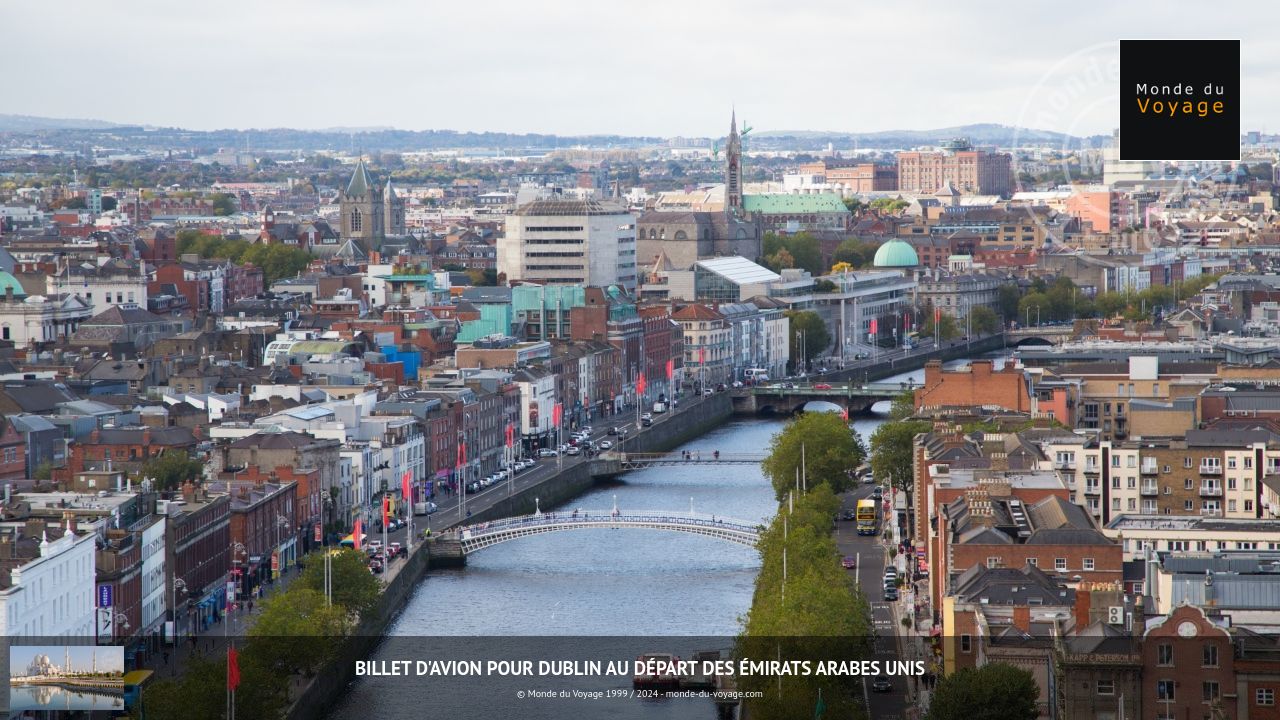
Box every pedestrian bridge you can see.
[610,452,767,469]
[734,381,916,415]
[454,510,762,555]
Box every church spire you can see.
[725,109,743,214]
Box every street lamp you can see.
[168,577,186,668]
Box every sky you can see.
[3,0,1277,137]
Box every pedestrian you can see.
[249,599,254,613]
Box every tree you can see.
[968,306,1000,335]
[240,243,312,285]
[997,284,1021,321]
[298,549,382,618]
[761,413,864,500]
[767,248,796,271]
[141,449,204,491]
[888,390,915,421]
[919,310,960,340]
[762,232,822,275]
[785,310,830,368]
[210,192,237,216]
[869,420,931,495]
[54,196,88,210]
[869,198,909,214]
[926,662,1039,720]
[1017,292,1049,326]
[101,196,118,211]
[249,588,349,676]
[842,197,864,215]
[832,238,879,269]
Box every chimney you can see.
[1074,587,1093,628]
[924,359,942,386]
[24,518,44,539]
[1012,605,1031,633]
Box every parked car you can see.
[368,560,383,574]
[538,449,558,458]
[841,556,857,569]
[566,446,581,456]
[883,587,898,601]
[871,675,892,693]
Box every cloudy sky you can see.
[3,0,1275,137]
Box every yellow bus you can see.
[856,499,878,535]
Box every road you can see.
[835,483,908,720]
[374,393,716,549]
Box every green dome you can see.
[873,239,919,268]
[0,271,24,298]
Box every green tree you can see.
[249,588,349,676]
[101,196,118,211]
[925,662,1040,720]
[762,232,822,275]
[1017,292,1049,326]
[298,549,382,618]
[761,413,864,500]
[1093,291,1127,319]
[210,192,237,216]
[997,283,1021,321]
[888,389,915,421]
[869,420,930,495]
[832,238,878,269]
[785,310,831,368]
[919,309,960,340]
[240,243,312,285]
[33,461,54,481]
[869,198,909,214]
[968,306,1000,335]
[141,449,204,491]
[842,197,864,215]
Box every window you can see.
[1228,458,1238,469]
[1246,499,1254,512]
[1112,476,1121,489]
[1229,478,1238,490]
[1185,457,1193,468]
[960,635,972,653]
[1055,558,1067,571]
[1097,679,1115,695]
[1158,643,1173,666]
[1185,478,1194,490]
[1203,644,1218,667]
[986,557,1001,568]
[1203,681,1220,702]
[1157,679,1175,700]
[1027,558,1038,567]
[1184,500,1194,511]
[1127,498,1137,510]
[1083,558,1095,571]
[1258,688,1275,706]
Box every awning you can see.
[434,469,450,479]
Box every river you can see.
[327,361,984,718]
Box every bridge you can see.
[607,452,766,469]
[732,381,917,415]
[1005,325,1074,347]
[447,509,761,556]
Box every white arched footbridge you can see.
[455,509,762,555]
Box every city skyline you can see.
[3,1,1277,137]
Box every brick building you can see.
[206,479,297,601]
[896,140,1013,196]
[913,359,1032,413]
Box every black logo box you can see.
[1120,39,1240,161]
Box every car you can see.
[538,448,557,457]
[389,542,402,556]
[641,417,652,427]
[368,540,383,552]
[558,444,569,453]
[582,426,593,434]
[871,675,892,693]
[466,481,480,493]
[841,556,857,569]
[813,383,833,390]
[641,412,652,421]
[883,587,898,601]
[842,509,857,521]
[607,427,619,435]
[599,440,613,450]
[703,388,714,396]
[368,560,383,574]
[566,446,581,456]
[732,380,744,388]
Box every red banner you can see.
[353,518,362,551]
[504,423,513,448]
[934,306,942,325]
[665,358,674,380]
[699,347,706,365]
[553,403,563,426]
[402,470,412,505]
[382,495,390,529]
[637,372,646,395]
[227,646,240,692]
[313,523,322,543]
[456,441,466,468]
